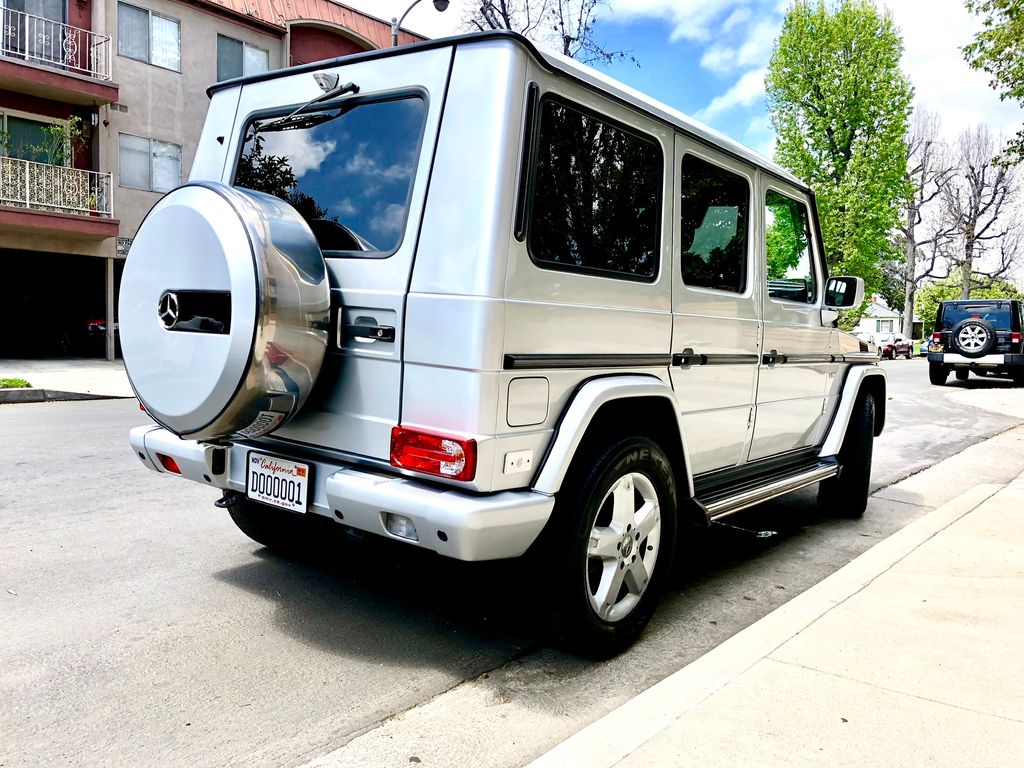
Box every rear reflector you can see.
[390,427,477,482]
[156,453,181,474]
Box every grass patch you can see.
[0,378,32,389]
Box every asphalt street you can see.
[1,358,1020,767]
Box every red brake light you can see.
[931,332,941,341]
[1012,332,1022,344]
[156,453,181,474]
[390,427,477,482]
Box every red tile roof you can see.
[194,0,425,46]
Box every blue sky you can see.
[346,1,1023,162]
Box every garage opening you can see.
[0,249,122,358]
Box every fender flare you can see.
[818,366,886,457]
[532,375,694,498]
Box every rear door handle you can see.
[346,323,395,343]
[672,348,707,367]
[762,349,787,365]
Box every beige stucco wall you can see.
[98,0,284,242]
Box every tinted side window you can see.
[765,190,816,304]
[528,99,662,281]
[679,154,749,293]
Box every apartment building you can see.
[1,0,421,360]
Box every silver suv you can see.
[121,31,885,657]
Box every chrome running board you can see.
[699,459,839,521]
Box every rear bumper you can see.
[927,352,1024,366]
[129,426,554,561]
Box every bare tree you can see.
[942,126,1018,299]
[897,111,956,336]
[464,0,635,65]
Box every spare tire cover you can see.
[119,182,331,440]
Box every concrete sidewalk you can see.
[529,433,1024,767]
[0,358,133,401]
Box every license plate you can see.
[246,452,310,513]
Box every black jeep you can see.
[927,299,1024,385]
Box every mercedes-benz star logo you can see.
[158,291,180,330]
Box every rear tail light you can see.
[931,332,941,341]
[390,427,477,482]
[1012,332,1022,344]
[156,453,181,474]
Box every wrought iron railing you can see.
[0,156,113,217]
[1,8,112,81]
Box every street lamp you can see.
[391,0,449,47]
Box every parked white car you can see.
[120,31,885,658]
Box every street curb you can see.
[0,388,128,404]
[525,481,1005,768]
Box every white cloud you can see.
[262,130,334,178]
[723,7,753,32]
[609,0,749,42]
[344,144,413,182]
[695,67,766,122]
[370,203,407,238]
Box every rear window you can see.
[940,304,1012,330]
[234,96,426,257]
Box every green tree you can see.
[766,0,913,295]
[964,0,1024,165]
[915,275,1022,336]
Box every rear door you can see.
[749,178,831,460]
[669,138,760,475]
[216,47,455,461]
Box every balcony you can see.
[0,9,117,104]
[0,156,118,241]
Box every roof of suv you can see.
[207,30,807,192]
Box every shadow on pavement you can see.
[211,487,863,669]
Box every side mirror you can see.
[824,276,864,309]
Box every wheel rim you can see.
[957,325,988,352]
[585,472,662,623]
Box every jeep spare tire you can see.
[951,317,996,358]
[119,182,331,441]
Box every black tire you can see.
[225,495,310,552]
[540,436,678,659]
[1013,371,1024,387]
[929,363,949,386]
[950,318,996,358]
[955,369,970,381]
[818,391,875,518]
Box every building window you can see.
[526,98,662,282]
[119,133,181,192]
[679,154,749,293]
[117,2,180,71]
[765,189,817,304]
[217,35,269,81]
[878,319,894,333]
[0,113,64,164]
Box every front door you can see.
[749,179,831,460]
[669,139,760,476]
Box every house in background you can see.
[853,294,922,340]
[1,0,422,360]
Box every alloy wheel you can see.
[586,472,662,623]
